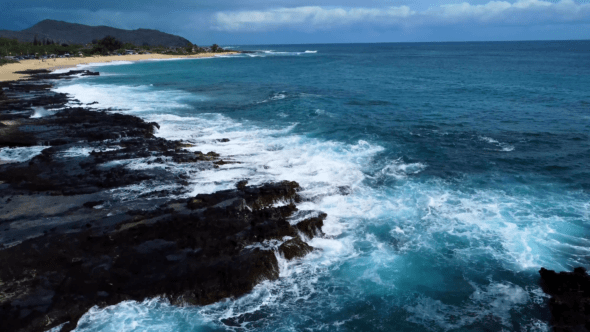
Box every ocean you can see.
[51,41,590,332]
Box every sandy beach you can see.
[0,52,238,81]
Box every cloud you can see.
[214,6,414,31]
[213,0,590,31]
[425,0,590,25]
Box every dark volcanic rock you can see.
[0,69,226,198]
[0,79,222,196]
[0,107,157,148]
[12,69,100,80]
[296,212,327,238]
[539,267,590,332]
[0,69,326,332]
[0,70,98,124]
[188,180,300,211]
[279,237,313,260]
[0,182,323,332]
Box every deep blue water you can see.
[51,41,590,332]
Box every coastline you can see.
[0,52,238,82]
[0,68,325,332]
[0,44,590,332]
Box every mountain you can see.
[0,20,191,47]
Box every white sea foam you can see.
[51,58,215,76]
[257,92,288,103]
[244,50,318,58]
[0,146,48,163]
[379,158,427,179]
[149,112,382,198]
[406,282,530,330]
[75,61,135,70]
[50,68,75,74]
[59,146,122,158]
[53,83,203,113]
[312,108,334,117]
[271,93,286,100]
[479,135,515,152]
[72,298,214,332]
[48,61,137,75]
[30,106,54,118]
[55,81,589,272]
[51,79,588,331]
[387,179,590,272]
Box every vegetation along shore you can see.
[1,35,237,81]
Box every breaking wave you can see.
[49,50,590,331]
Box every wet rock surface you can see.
[0,71,326,332]
[539,267,590,332]
[0,181,323,332]
[0,107,158,147]
[0,70,95,121]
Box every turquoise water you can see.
[53,41,590,332]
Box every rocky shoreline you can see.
[0,70,326,332]
[1,69,588,332]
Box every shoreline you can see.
[0,52,238,82]
[0,68,325,332]
[0,46,590,332]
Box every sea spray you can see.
[50,42,590,331]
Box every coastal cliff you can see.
[0,70,325,332]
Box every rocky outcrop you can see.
[539,267,590,332]
[0,181,324,332]
[0,107,157,147]
[0,70,98,124]
[279,237,313,260]
[0,70,326,332]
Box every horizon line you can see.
[225,38,590,46]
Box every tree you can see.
[185,42,194,53]
[121,42,134,50]
[93,36,123,55]
[211,44,219,52]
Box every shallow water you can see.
[52,41,590,332]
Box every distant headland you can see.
[0,19,192,48]
[0,20,236,81]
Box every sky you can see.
[1,0,589,45]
